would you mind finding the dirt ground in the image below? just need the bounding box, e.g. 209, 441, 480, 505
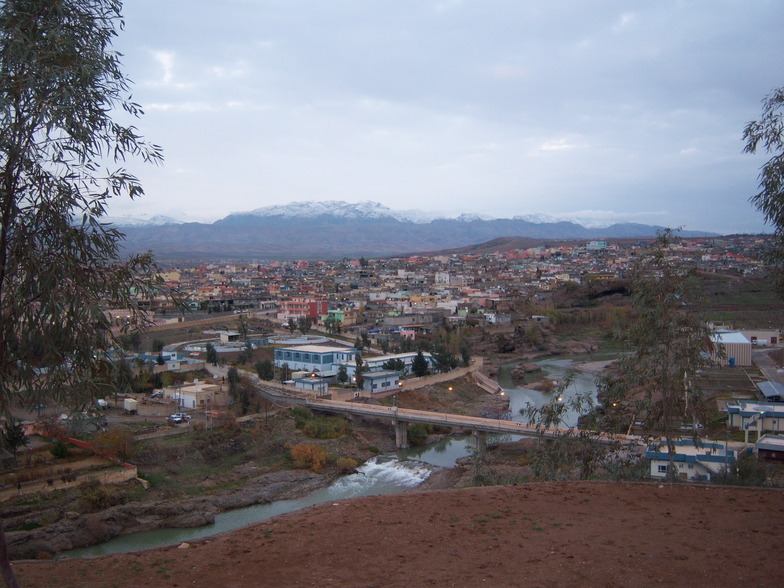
12, 481, 784, 587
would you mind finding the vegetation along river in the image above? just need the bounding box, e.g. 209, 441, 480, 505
61, 356, 600, 558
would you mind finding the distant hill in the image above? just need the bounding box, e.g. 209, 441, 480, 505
116, 200, 717, 261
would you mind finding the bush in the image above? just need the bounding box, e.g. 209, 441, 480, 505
49, 440, 70, 459
407, 423, 428, 447
78, 479, 124, 512
290, 443, 329, 472
714, 451, 768, 486
335, 457, 359, 473
290, 406, 311, 419
301, 417, 349, 439
94, 427, 134, 461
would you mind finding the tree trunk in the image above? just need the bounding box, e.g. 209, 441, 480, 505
0, 520, 20, 588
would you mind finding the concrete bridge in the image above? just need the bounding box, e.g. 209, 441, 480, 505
251, 380, 635, 452
304, 397, 585, 451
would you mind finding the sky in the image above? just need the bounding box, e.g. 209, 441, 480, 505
107, 0, 784, 234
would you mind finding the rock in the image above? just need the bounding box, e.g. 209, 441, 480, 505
6, 469, 331, 559
510, 363, 542, 380
178, 542, 190, 549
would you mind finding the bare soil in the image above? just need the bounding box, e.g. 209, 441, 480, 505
12, 481, 783, 587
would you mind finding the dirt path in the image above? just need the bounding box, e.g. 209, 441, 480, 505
13, 481, 784, 587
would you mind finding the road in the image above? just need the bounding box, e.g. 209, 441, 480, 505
752, 348, 784, 386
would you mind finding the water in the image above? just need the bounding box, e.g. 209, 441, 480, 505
60, 356, 603, 559
60, 456, 433, 559
500, 356, 601, 427
399, 435, 476, 467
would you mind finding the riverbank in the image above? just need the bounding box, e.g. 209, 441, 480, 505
2, 376, 498, 559
14, 481, 784, 587
5, 469, 333, 560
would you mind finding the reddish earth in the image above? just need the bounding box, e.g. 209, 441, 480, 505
12, 481, 784, 587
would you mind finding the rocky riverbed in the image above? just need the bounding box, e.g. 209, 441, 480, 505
6, 469, 329, 560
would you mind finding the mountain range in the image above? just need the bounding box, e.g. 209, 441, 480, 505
113, 200, 717, 261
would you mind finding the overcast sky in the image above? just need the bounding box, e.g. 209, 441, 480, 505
108, 0, 783, 234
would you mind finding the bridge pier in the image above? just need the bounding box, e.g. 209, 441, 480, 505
473, 430, 487, 455
394, 419, 408, 449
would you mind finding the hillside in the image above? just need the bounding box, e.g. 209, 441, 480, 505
15, 481, 784, 587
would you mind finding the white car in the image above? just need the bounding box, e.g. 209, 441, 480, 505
169, 412, 191, 424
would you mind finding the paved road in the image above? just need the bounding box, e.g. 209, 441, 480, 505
753, 348, 784, 386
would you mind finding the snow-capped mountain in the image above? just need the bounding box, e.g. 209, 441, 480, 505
236, 200, 430, 223
115, 200, 717, 260
105, 215, 182, 227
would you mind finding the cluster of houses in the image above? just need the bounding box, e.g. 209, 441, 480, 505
102, 234, 784, 482
121, 235, 772, 339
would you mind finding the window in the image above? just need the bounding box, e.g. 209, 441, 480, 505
657, 465, 668, 473
688, 464, 694, 470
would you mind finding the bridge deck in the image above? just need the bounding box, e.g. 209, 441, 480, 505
305, 397, 635, 443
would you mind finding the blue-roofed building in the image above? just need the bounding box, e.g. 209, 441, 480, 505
646, 439, 737, 482
757, 381, 784, 403
726, 401, 784, 442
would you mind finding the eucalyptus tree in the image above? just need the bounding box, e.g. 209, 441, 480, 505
744, 87, 784, 294
0, 1, 164, 582
600, 231, 712, 481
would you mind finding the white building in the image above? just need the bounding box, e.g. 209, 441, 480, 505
646, 440, 737, 482
710, 331, 752, 367
727, 401, 784, 442
274, 345, 358, 377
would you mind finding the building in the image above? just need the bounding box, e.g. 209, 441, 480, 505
758, 381, 784, 403
273, 345, 358, 377
726, 401, 784, 442
646, 439, 736, 482
163, 380, 226, 410
357, 351, 436, 377
277, 297, 328, 321
220, 331, 241, 344
291, 375, 329, 395
756, 434, 784, 461
360, 370, 403, 395
739, 329, 780, 346
710, 331, 752, 367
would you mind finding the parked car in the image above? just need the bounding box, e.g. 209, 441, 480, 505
170, 412, 191, 422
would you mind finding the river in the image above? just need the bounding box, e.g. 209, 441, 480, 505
60, 355, 602, 558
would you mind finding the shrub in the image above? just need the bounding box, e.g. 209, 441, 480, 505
50, 440, 70, 459
78, 479, 128, 513
301, 417, 349, 439
290, 406, 312, 421
94, 427, 134, 461
335, 457, 359, 473
290, 443, 329, 472
407, 423, 429, 447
